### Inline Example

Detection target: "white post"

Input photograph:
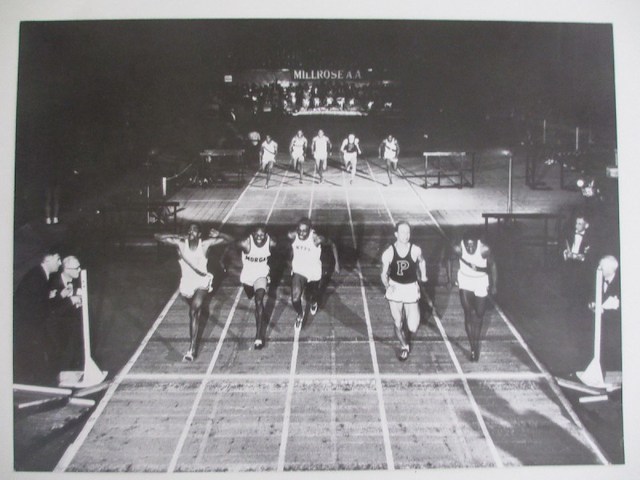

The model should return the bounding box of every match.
[575,127,580,151]
[593,266,603,365]
[577,266,606,388]
[162,176,167,197]
[507,153,513,214]
[58,270,107,388]
[543,119,546,144]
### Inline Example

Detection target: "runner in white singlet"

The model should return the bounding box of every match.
[340,133,361,184]
[288,218,339,330]
[452,231,498,362]
[260,134,278,189]
[155,224,233,361]
[289,130,308,184]
[311,129,332,184]
[379,134,401,185]
[238,225,277,349]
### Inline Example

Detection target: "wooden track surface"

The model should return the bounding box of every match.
[56,154,606,472]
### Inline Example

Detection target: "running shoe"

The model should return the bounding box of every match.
[295,314,303,331]
[254,339,264,350]
[183,350,195,362]
[310,302,318,315]
[399,346,410,362]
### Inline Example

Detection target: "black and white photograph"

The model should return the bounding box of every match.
[3,1,640,479]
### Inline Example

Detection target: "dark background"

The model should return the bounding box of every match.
[14,20,616,225]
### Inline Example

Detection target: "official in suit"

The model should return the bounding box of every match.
[562,214,593,306]
[13,249,62,384]
[48,256,84,373]
[589,255,621,371]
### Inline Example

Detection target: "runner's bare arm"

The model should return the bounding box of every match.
[237,237,251,254]
[154,233,183,246]
[486,249,498,295]
[203,228,234,249]
[316,234,340,273]
[415,246,428,282]
[380,247,392,289]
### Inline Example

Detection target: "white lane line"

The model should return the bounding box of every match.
[277,324,301,471]
[123,371,547,383]
[491,301,610,465]
[396,160,608,465]
[195,392,223,465]
[170,168,291,472]
[54,289,181,472]
[277,167,314,472]
[343,168,395,470]
[56,169,267,471]
[397,163,450,240]
[167,288,243,472]
[366,157,502,467]
[431,315,504,466]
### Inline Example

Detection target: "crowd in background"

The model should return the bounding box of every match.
[219,80,400,115]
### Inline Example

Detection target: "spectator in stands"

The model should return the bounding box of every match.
[47,256,84,374]
[14,248,62,385]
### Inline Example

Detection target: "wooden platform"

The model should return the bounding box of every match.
[55,153,607,472]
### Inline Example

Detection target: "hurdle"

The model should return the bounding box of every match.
[58,270,108,389]
[422,151,475,189]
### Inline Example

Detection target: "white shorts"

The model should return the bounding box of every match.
[385,280,420,303]
[384,155,398,164]
[243,275,269,292]
[261,156,275,168]
[343,151,357,164]
[240,266,270,287]
[292,264,322,283]
[457,271,489,297]
[314,154,328,163]
[180,273,213,298]
[291,149,305,161]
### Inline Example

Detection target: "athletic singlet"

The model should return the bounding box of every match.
[313,136,330,156]
[261,140,277,158]
[179,239,208,278]
[241,235,271,283]
[388,244,418,284]
[291,136,307,150]
[383,138,399,158]
[342,139,359,153]
[292,230,322,280]
[459,240,488,278]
